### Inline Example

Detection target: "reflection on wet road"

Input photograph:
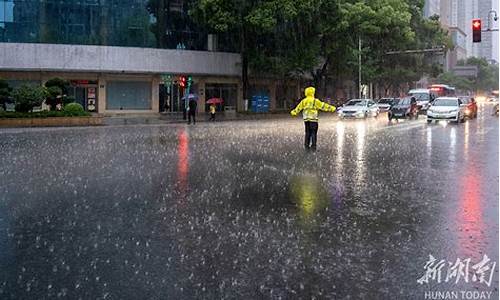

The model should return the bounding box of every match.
[0,104,498,299]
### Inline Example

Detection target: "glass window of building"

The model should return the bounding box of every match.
[205,83,237,111]
[0,0,240,51]
[107,81,151,110]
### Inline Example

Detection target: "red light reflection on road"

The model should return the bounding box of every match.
[457,166,485,260]
[176,129,189,205]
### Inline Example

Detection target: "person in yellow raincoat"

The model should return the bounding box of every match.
[291,87,336,150]
[209,104,216,121]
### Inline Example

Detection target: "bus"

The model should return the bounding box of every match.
[428,84,456,97]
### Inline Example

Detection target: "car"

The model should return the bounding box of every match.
[427,97,466,123]
[337,99,379,119]
[408,89,435,111]
[458,97,477,119]
[388,96,418,120]
[376,98,398,112]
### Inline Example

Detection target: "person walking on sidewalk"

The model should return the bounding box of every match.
[290,87,336,151]
[188,98,198,124]
[209,104,216,121]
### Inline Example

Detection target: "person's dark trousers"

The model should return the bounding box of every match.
[188,111,196,124]
[304,121,318,150]
[210,113,215,121]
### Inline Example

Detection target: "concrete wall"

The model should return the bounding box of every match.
[0,43,241,76]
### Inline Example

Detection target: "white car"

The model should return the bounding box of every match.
[376,98,398,112]
[427,97,466,123]
[338,99,379,119]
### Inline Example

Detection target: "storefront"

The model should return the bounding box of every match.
[68,80,98,112]
[204,83,238,112]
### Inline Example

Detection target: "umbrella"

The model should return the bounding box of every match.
[182,93,198,101]
[206,97,224,104]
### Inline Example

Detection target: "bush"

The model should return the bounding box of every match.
[0,110,90,118]
[0,79,12,111]
[12,85,47,113]
[45,78,73,109]
[63,102,87,116]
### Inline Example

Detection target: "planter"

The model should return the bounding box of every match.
[0,116,103,128]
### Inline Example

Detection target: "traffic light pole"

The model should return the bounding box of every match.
[358,37,362,99]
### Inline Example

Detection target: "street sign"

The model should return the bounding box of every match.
[452,66,478,78]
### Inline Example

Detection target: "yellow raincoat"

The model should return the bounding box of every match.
[290,87,336,122]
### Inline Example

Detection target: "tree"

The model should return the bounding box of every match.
[12,85,47,113]
[190,0,310,103]
[437,72,474,92]
[0,79,12,111]
[457,57,499,93]
[45,78,71,110]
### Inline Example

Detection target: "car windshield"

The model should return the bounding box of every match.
[409,92,430,101]
[433,99,458,106]
[378,99,392,104]
[399,97,411,105]
[346,100,366,106]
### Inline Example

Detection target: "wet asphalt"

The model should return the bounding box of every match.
[0,103,498,299]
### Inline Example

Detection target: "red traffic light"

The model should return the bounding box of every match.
[179,76,186,87]
[472,19,481,29]
[472,19,481,43]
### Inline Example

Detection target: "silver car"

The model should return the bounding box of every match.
[376,98,398,112]
[338,99,380,119]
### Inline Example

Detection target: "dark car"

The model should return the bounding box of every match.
[376,98,398,112]
[388,97,418,120]
[459,97,478,119]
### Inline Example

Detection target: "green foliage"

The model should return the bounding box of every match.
[188,0,456,96]
[0,110,90,119]
[63,102,86,116]
[457,57,499,92]
[437,72,474,92]
[45,78,72,109]
[12,85,47,113]
[0,79,12,111]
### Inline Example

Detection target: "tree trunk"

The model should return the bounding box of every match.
[241,28,249,109]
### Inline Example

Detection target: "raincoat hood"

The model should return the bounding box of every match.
[305,87,315,98]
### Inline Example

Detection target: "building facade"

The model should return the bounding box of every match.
[0,0,297,115]
[424,0,441,18]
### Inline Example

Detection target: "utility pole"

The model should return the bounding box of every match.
[358,37,362,99]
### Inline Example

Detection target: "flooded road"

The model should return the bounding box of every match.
[0,104,498,299]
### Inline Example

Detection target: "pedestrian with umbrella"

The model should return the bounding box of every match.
[183,94,199,125]
[206,98,223,122]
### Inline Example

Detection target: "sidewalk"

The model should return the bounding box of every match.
[103,112,292,126]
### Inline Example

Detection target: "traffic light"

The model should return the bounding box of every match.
[179,76,186,88]
[472,19,481,43]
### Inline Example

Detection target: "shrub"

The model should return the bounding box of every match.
[63,102,87,116]
[0,79,12,111]
[12,85,47,113]
[0,110,90,118]
[45,78,70,109]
